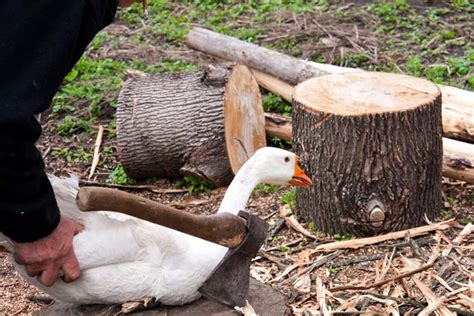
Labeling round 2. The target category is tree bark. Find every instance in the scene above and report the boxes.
[117,64,265,187]
[292,72,443,236]
[186,27,474,143]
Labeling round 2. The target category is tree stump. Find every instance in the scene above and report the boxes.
[292,72,443,236]
[117,64,266,187]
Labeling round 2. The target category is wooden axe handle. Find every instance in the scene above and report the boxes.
[76,187,247,248]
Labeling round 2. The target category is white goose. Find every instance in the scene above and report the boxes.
[0,147,311,305]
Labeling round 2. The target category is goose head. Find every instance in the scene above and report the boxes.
[246,147,311,187]
[217,147,311,214]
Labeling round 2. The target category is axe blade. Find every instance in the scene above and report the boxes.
[198,211,269,307]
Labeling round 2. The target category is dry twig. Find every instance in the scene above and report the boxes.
[89,125,104,179]
[329,262,435,292]
[313,219,455,252]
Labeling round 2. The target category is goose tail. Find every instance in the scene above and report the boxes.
[48,174,84,222]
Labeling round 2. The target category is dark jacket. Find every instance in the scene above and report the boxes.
[0,0,118,242]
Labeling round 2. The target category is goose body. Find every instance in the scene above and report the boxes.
[0,147,310,305]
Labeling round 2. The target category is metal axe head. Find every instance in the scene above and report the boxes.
[198,210,269,307]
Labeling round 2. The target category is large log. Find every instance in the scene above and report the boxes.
[292,72,443,236]
[186,27,474,143]
[258,70,474,184]
[117,64,266,187]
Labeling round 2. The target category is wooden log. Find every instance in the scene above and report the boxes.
[117,64,265,187]
[442,138,474,183]
[186,27,474,143]
[259,72,474,184]
[292,72,443,236]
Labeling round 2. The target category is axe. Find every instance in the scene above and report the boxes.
[76,187,269,307]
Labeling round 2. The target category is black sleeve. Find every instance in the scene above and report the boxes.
[0,0,118,242]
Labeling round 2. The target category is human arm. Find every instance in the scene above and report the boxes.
[0,0,118,285]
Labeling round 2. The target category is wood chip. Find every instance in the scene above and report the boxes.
[316,277,330,316]
[452,222,473,244]
[293,250,311,293]
[234,300,257,316]
[88,125,104,179]
[285,215,319,239]
[401,257,455,316]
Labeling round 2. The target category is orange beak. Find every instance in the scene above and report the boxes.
[289,159,312,187]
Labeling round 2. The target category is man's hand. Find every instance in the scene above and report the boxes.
[13,215,82,287]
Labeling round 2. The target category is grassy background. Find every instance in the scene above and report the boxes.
[43,0,473,190]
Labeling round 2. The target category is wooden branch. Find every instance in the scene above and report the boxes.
[329,262,435,292]
[313,219,455,252]
[186,27,474,143]
[89,125,104,180]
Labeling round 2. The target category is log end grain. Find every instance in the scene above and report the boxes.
[224,64,266,173]
[294,72,441,116]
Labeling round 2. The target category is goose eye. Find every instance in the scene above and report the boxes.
[284,157,290,163]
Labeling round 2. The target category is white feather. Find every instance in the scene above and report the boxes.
[3,147,297,305]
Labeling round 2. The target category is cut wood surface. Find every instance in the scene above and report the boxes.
[259,72,474,183]
[186,27,474,143]
[293,72,443,235]
[117,64,265,186]
[224,65,266,173]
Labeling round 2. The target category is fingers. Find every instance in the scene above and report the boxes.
[13,253,26,265]
[38,265,60,287]
[74,223,84,235]
[60,252,81,283]
[25,264,43,277]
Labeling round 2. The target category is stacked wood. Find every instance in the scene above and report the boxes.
[186,27,474,184]
[116,64,266,187]
[186,27,474,144]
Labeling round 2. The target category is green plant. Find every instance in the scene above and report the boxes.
[183,176,212,193]
[333,232,353,241]
[266,235,282,243]
[256,183,278,194]
[276,245,289,252]
[269,137,292,150]
[458,215,471,225]
[440,210,453,219]
[405,56,422,77]
[445,195,458,205]
[108,165,130,185]
[281,188,297,210]
[262,93,292,116]
[54,116,92,135]
[326,266,341,275]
